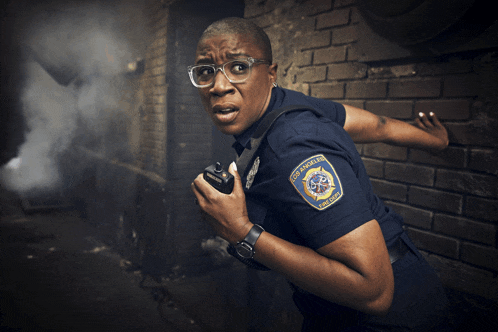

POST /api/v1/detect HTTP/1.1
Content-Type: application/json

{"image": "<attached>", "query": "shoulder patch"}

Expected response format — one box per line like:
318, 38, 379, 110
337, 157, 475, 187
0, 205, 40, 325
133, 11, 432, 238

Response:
289, 154, 343, 211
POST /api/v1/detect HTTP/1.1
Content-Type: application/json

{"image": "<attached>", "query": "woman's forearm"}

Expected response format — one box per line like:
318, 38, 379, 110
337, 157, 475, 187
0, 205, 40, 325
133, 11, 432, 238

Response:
381, 116, 448, 151
252, 220, 394, 315
343, 105, 449, 151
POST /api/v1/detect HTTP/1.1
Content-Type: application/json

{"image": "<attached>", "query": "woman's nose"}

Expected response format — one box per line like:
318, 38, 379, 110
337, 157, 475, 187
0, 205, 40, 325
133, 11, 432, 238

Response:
209, 69, 234, 96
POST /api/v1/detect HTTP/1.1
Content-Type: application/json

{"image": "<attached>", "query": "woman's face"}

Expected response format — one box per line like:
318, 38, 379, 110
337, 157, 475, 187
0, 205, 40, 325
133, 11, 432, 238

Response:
195, 33, 277, 135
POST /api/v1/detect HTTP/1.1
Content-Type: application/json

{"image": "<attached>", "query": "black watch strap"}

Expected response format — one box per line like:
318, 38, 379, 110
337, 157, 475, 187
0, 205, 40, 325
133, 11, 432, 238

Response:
243, 224, 264, 247
236, 224, 265, 259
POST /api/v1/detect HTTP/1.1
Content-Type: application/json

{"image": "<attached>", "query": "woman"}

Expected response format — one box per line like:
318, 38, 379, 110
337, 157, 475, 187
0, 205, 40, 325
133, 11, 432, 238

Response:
191, 17, 451, 331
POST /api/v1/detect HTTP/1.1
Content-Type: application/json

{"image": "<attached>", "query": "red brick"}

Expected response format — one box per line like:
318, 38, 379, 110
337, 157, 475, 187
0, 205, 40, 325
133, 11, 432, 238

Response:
310, 83, 344, 99
327, 62, 367, 80
434, 214, 496, 246
350, 7, 360, 24
365, 101, 413, 119
297, 31, 331, 50
363, 143, 408, 161
414, 100, 470, 120
278, 15, 316, 34
295, 50, 313, 67
370, 179, 407, 202
388, 79, 441, 98
332, 25, 357, 45
343, 100, 365, 109
424, 254, 497, 299
152, 95, 165, 104
153, 85, 167, 96
385, 162, 435, 186
409, 147, 466, 168
406, 227, 459, 259
152, 106, 166, 118
152, 36, 166, 49
249, 15, 272, 30
316, 9, 350, 29
436, 170, 498, 198
142, 121, 165, 133
150, 46, 167, 58
361, 157, 383, 178
345, 81, 387, 99
443, 74, 480, 97
469, 148, 498, 175
465, 196, 498, 222
346, 45, 359, 61
385, 202, 433, 229
445, 123, 498, 147
408, 186, 463, 213
301, 0, 334, 16
153, 75, 166, 86
151, 66, 166, 76
368, 64, 417, 79
286, 83, 310, 95
297, 66, 327, 83
314, 46, 347, 64
461, 242, 498, 271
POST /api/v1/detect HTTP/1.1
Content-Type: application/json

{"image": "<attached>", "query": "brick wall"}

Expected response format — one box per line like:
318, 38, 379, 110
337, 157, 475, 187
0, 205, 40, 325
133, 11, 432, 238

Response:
138, 1, 170, 175
245, 0, 498, 300
133, 0, 246, 275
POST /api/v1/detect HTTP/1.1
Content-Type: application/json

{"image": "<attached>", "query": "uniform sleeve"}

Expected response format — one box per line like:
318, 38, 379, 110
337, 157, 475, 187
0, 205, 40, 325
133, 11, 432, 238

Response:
283, 89, 346, 127
309, 98, 346, 127
268, 115, 373, 250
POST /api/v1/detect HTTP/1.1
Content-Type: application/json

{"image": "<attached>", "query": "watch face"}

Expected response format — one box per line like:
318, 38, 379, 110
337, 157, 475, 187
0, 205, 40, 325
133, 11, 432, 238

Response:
236, 242, 254, 259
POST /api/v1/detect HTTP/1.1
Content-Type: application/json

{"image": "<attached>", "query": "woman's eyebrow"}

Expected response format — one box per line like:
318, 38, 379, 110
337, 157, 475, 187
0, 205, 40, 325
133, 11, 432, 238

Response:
227, 53, 251, 59
195, 52, 252, 65
195, 58, 214, 65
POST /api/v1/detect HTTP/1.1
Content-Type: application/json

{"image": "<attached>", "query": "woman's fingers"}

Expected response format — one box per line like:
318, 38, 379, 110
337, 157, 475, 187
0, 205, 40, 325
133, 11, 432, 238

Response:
430, 112, 443, 128
418, 112, 434, 128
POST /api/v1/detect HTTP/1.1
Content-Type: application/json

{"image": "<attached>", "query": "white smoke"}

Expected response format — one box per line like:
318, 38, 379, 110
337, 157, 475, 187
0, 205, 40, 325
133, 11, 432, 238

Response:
1, 60, 78, 193
0, 0, 149, 196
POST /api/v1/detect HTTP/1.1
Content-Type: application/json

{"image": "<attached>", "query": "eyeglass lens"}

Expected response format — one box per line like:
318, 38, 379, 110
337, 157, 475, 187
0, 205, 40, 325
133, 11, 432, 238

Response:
193, 60, 251, 85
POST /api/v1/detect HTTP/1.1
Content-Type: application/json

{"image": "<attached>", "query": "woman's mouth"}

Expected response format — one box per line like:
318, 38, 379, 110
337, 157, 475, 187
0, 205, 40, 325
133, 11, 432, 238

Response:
213, 107, 239, 123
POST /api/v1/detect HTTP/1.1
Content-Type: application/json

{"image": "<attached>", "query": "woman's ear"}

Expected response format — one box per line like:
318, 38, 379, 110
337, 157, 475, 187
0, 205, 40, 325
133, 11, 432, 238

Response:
268, 63, 278, 84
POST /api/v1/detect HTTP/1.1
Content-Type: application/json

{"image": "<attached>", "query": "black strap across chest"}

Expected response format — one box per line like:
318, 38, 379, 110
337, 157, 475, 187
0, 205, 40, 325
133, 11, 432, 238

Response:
235, 105, 323, 177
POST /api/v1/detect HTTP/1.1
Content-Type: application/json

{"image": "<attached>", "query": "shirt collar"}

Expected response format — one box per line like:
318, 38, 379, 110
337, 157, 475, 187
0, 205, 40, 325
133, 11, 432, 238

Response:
232, 87, 282, 155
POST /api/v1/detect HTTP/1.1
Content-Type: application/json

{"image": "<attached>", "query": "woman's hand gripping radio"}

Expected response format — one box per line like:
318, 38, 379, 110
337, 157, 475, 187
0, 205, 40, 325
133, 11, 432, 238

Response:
203, 162, 234, 194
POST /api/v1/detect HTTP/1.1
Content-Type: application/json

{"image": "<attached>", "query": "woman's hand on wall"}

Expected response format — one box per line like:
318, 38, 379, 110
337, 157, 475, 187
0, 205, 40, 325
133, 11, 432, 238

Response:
415, 112, 449, 151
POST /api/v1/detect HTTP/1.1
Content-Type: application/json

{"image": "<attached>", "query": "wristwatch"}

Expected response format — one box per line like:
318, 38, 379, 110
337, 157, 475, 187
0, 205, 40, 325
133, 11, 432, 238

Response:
235, 224, 265, 259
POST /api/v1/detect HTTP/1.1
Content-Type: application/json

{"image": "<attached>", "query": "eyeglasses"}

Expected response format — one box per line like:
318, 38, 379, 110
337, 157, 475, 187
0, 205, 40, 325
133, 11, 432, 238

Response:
188, 57, 270, 88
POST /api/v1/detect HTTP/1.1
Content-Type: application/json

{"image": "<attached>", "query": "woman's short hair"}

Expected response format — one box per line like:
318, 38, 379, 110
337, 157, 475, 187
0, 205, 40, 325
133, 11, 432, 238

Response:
199, 17, 272, 63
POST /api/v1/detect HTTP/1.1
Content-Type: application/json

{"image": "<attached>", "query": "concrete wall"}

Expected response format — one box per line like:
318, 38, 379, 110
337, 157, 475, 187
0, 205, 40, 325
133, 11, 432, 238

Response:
244, 0, 498, 300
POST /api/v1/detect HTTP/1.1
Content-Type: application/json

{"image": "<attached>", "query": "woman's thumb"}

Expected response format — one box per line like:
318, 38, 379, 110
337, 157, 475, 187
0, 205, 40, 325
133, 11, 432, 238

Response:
229, 161, 244, 192
229, 161, 239, 177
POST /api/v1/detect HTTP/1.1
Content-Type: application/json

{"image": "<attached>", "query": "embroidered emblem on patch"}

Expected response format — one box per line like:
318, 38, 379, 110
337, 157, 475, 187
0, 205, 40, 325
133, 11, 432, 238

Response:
289, 154, 343, 210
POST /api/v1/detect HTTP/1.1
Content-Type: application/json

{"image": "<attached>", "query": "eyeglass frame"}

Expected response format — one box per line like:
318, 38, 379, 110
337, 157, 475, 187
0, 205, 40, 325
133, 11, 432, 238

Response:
187, 57, 271, 88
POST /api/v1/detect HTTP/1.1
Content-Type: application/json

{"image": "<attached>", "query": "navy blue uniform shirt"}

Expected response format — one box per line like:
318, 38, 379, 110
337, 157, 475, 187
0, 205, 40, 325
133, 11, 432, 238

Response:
233, 87, 451, 331
234, 87, 404, 250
